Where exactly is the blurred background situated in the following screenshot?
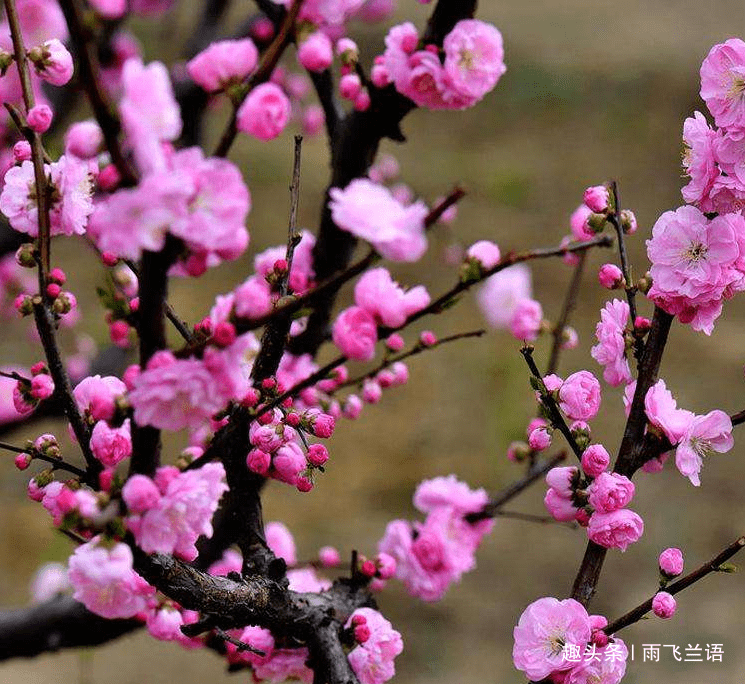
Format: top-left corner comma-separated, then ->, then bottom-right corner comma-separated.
3,1 -> 745,682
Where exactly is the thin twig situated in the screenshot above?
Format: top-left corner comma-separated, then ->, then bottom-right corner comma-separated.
546,251 -> 586,375
604,536 -> 745,634
520,346 -> 583,460
214,627 -> 266,656
280,135 -> 303,298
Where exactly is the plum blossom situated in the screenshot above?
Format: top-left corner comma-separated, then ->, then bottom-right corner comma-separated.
700,39 -> 745,138
265,521 -> 297,566
68,537 -> 152,619
332,306 -> 378,361
644,379 -> 694,445
560,638 -> 628,684
476,264 -> 532,329
126,463 -> 228,561
590,299 -> 631,386
345,608 -> 403,684
588,473 -> 635,514
659,547 -> 684,577
236,82 -> 291,141
329,179 -> 428,262
354,268 -> 430,327
73,375 -> 126,422
558,371 -> 601,421
682,111 -> 720,208
512,597 -> 591,681
675,410 -> 734,486
187,38 -> 259,92
509,298 -> 543,341
587,509 -> 644,551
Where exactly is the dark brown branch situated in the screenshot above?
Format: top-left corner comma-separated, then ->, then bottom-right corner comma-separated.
570,307 -> 674,607
0,596 -> 140,661
604,536 -> 745,634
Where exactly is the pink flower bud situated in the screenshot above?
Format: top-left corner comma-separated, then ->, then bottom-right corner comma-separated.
122,474 -> 161,513
302,104 -> 325,136
371,63 -> 389,88
14,452 -> 31,470
307,443 -> 329,466
27,105 -> 53,133
46,283 -> 61,298
343,394 -> 363,419
598,263 -> 624,289
581,444 -> 610,478
213,321 -> 236,347
528,426 -> 551,451
236,82 -> 291,141
362,380 -> 382,404
353,89 -> 371,112
30,39 -> 73,86
98,164 -> 121,191
332,306 -> 378,361
583,185 -> 610,213
659,547 -> 684,578
634,316 -> 651,330
575,508 -> 591,526
30,374 -> 54,400
65,121 -> 104,159
354,624 -> 371,643
109,320 -> 130,347
420,330 -> 437,347
319,546 -> 340,567
652,591 -> 676,619
296,476 -> 314,492
12,140 -> 31,162
620,209 -> 637,234
339,73 -> 362,100
385,333 -> 405,351
376,552 -> 396,579
246,448 -> 271,475
360,559 -> 376,577
466,240 -> 501,269
591,629 -> 609,648
242,388 -> 260,407
297,31 -> 333,73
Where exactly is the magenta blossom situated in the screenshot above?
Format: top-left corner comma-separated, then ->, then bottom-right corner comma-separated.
587,509 -> 644,551
558,371 -> 601,421
675,409 -> 734,486
345,608 -> 403,684
590,299 -> 631,386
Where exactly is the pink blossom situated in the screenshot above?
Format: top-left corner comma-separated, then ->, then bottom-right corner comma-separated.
561,638 -> 628,684
652,591 -> 676,619
466,240 -> 501,269
10,0 -> 68,45
65,120 -> 104,159
120,59 -> 182,173
700,39 -> 745,138
236,82 -> 291,141
298,31 -> 333,72
287,567 -> 331,593
30,373 -> 54,400
122,474 -> 162,514
146,606 -> 184,641
587,509 -> 644,551
254,230 -> 316,294
73,375 -> 126,422
597,263 -> 623,289
332,306 -> 378,361
528,425 -> 552,451
346,608 -> 403,684
129,350 -> 227,431
477,264 -> 532,328
208,548 -> 243,577
233,276 -> 272,319
89,418 -> 132,467
644,379 -> 694,445
590,299 -> 631,386
581,444 -> 610,478
27,104 -> 52,133
647,206 -> 745,334
546,466 -> 578,498
354,268 -> 430,327
558,371 -> 601,421
1,156 -> 94,237
29,38 -> 73,86
88,0 -> 127,18
412,475 -> 490,516
588,473 -> 635,513
29,562 -> 70,603
265,521 -> 297,566
442,19 -> 506,106
329,179 -> 428,262
253,648 -> 313,683
659,547 -> 684,577
675,410 -> 733,486
682,111 -> 720,207
570,204 -> 594,240
271,441 -> 307,486
583,185 -> 610,213
509,298 -> 543,340
187,38 -> 259,92
127,463 -> 228,561
544,488 -> 578,523
512,597 -> 591,681
68,537 -> 152,619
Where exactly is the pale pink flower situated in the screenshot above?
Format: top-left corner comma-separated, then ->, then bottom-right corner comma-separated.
29,562 -> 70,603
442,19 -> 506,106
581,444 -> 610,478
544,488 -> 578,523
587,509 -> 644,551
588,473 -> 634,513
30,38 -> 73,86
512,597 -> 591,681
644,379 -> 694,445
700,39 -> 745,138
68,537 -> 152,619
476,264 -> 532,329
236,82 -> 291,141
73,374 -> 126,422
146,606 -> 184,641
597,263 -> 623,289
65,120 -> 104,159
88,0 -> 127,18
559,371 -> 601,421
127,463 -> 227,561
265,521 -> 297,566
590,300 -> 631,386
11,0 -> 68,45
130,349 -> 239,431
545,466 -> 578,498
298,31 -> 333,72
0,156 -> 94,237
412,475 -> 489,517
208,549 -> 243,577
187,38 -> 259,92
561,638 -> 628,684
354,268 -> 430,327
682,111 -> 720,207
287,567 -> 331,593
346,608 -> 403,684
122,474 -> 162,514
329,179 -> 428,262
659,547 -> 684,577
253,648 -> 313,683
271,441 -> 307,486
466,240 -> 501,269
332,306 -> 378,361
675,410 -> 733,486
508,298 -> 543,340
583,185 -> 610,213
233,276 -> 272,319
570,204 -> 594,240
